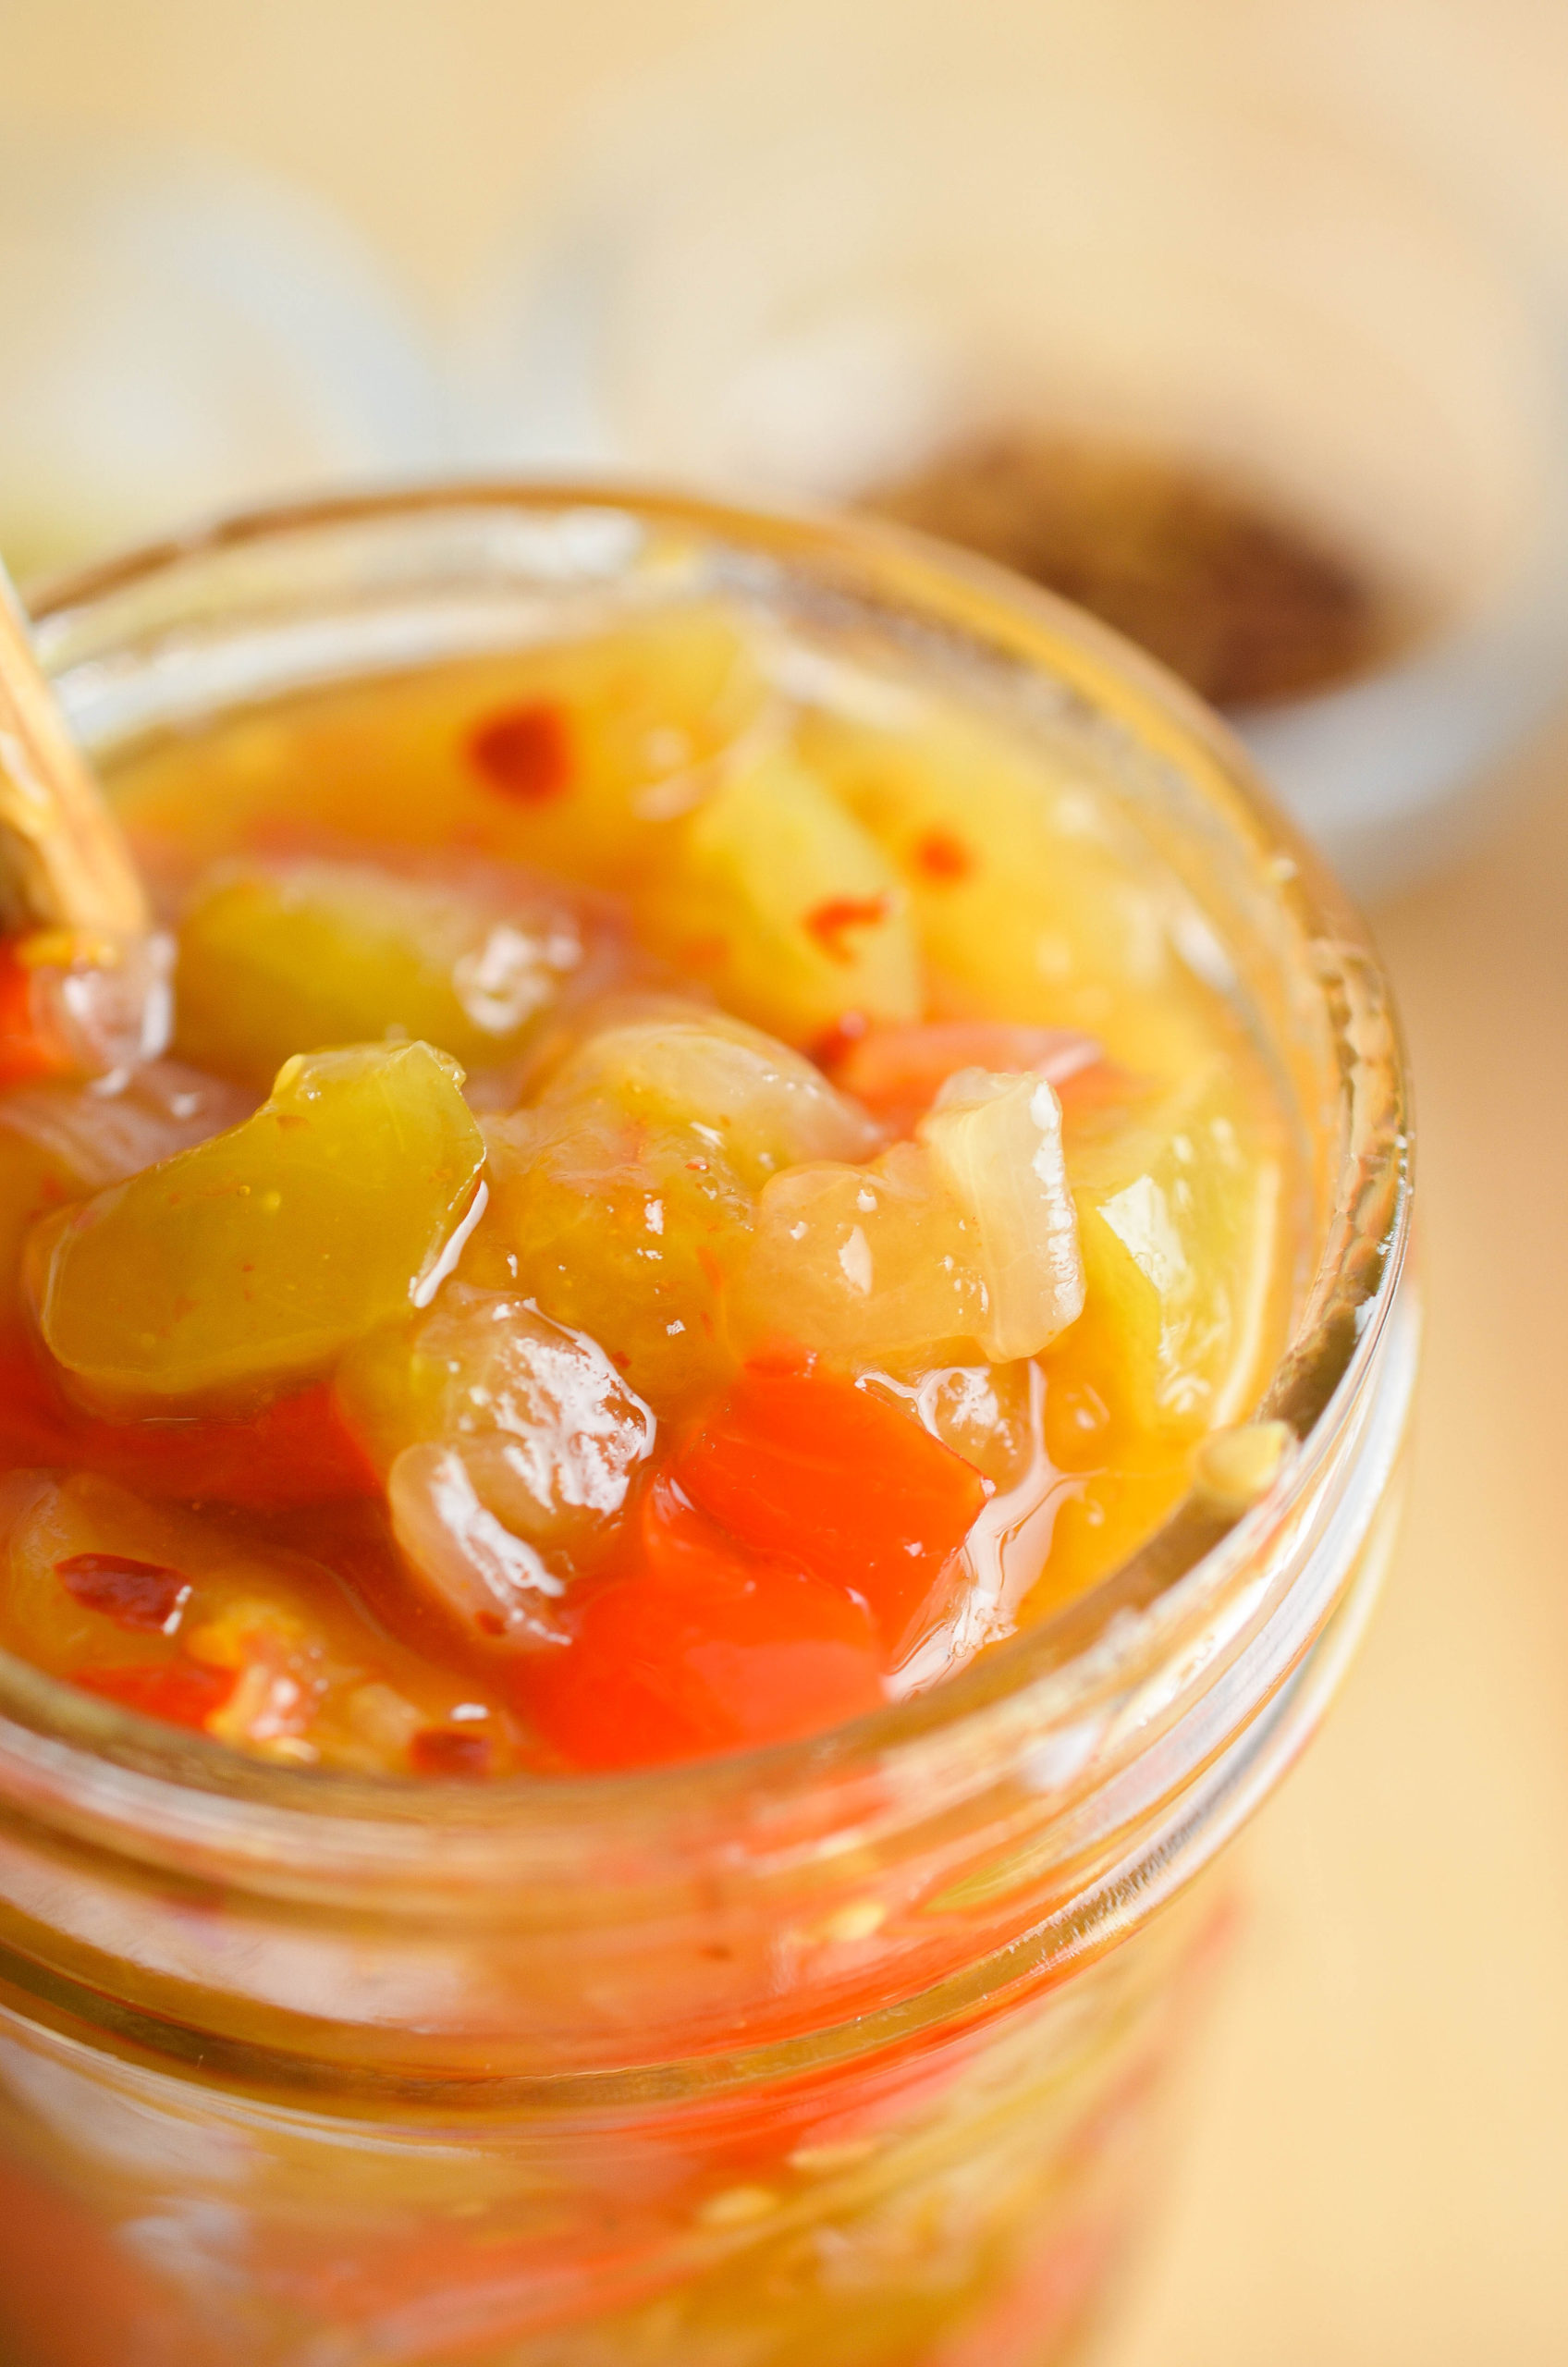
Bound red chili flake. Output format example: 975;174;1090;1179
467;703;573;803
410;1725;493;1779
914;829;973;882
55;1553;190;1636
804;894;892;964
75;1661;237;1731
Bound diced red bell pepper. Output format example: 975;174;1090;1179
826;1020;1104;1138
0;1337;380;1511
0;942;73;1089
671;1360;989;1656
527;1475;886;1771
75;1659;237;1729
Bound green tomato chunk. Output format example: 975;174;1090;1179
174;857;587;1090
29;1043;485;1405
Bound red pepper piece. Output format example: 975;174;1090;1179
75;1660;236;1730
467;703;573;803
827;1019;1105;1137
527;1476;886;1770
672;1361;989;1656
0;1339;379;1511
125;1383;386;1511
0;1340;76;1467
55;1552;189;1635
0;943;72;1089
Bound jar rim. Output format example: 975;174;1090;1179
0;479;1412;1863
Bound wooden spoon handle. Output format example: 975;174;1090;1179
0;567;149;944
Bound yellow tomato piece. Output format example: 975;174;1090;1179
28;1043;485;1406
640;749;922;1047
174;857;589;1090
1048;1061;1288;1446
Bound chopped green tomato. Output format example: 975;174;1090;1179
114;607;767;890
916;1070;1084;1360
459;606;767;886
534;1002;881;1186
798;706;1212;1077
173;855;591;1090
0;1062;251;1320
523;1473;888;1770
1052;1064;1287;1442
734;1141;985;1373
28;1043;485;1407
478;1104;753;1411
337;1286;655;1633
640;749;922;1046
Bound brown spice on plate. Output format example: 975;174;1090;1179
865;431;1405;710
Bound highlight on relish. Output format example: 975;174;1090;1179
0;596;1300;1777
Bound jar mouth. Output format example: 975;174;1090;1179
0;480;1412;1843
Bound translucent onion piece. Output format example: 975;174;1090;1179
537;1005;880;1184
736;1141;984;1371
339;1286;655;1553
917;1068;1084;1360
388;1441;569;1650
0;1058;252;1184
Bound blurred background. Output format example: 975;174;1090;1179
1;0;1565;2357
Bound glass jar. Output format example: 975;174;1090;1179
0;487;1414;2367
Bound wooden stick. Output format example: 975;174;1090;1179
0;561;149;944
